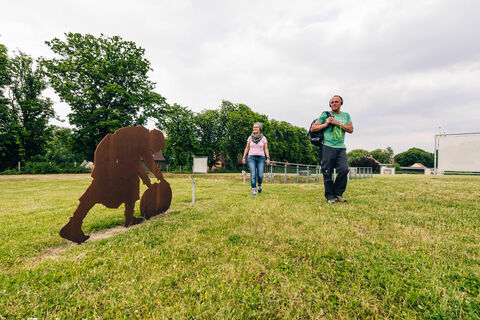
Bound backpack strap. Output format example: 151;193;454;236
323;111;334;131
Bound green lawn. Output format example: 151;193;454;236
1;174;479;319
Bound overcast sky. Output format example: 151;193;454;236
2;0;479;154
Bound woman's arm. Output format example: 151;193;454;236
264;143;270;166
242;140;250;164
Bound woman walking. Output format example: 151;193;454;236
242;122;270;196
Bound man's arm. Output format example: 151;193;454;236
310;116;332;132
329;119;354;134
341;122;354;134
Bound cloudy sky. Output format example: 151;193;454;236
2;0;479;154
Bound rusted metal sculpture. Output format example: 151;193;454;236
60;126;172;244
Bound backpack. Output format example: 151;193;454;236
308;111;332;146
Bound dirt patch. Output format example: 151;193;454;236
30;213;168;267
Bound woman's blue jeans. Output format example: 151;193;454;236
247;156;265;189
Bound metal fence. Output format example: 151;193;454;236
263;161;372;184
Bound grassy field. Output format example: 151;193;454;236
0;173;479;319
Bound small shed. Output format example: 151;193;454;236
152;150;166;170
141;151;166;172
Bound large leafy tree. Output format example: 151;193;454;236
346;149;370;166
42;126;82;165
0;43;18;171
8;51;55;162
162;104;198;171
394;147;434;168
351;157;381;173
267;121;317;165
219;100;268;169
42;33;167;160
195;109;224;169
370;148;391;164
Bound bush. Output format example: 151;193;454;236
0;162;92;175
388;162;402;172
0;168;19;175
24;162;60;174
210;167;241;173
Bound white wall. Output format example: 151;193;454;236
437;133;480;172
193;157;208;174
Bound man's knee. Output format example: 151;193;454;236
337;166;349;176
322;168;333;181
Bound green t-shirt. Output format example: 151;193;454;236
318;111;352;149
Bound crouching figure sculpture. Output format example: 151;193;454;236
60;126;172;244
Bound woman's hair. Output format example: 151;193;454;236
253;122;263;132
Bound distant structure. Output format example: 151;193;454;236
434;132;480;175
401;163;432;175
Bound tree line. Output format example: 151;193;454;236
0;33;433;173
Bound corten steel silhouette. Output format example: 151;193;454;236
60;126;172;244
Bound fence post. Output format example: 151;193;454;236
284;163;287;184
307;166;310;183
296;165;299;183
270;163;273;183
189;176;196;204
316;166;319;183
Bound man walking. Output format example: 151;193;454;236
310;95;354;203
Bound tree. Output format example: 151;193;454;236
351;157;380;173
394;147;434;168
162;104;198;171
42;126;82;165
385;147;394;162
42;33;167;160
195;109;224;169
370;148;390;164
0;43;19;171
346;149;370;166
8;51;55;163
219;101;267;169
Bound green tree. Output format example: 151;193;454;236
293;126;317;164
8;51;55;163
0;43;19;171
42;126;82;165
351;157;380;173
42;32;167;160
219;101;267;169
267;120;316;164
394;147;434;168
385;146;394;162
370;148;390;164
162;104;198;171
195;109;224;169
346;149;370;166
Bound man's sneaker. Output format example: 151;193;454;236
257;186;262;193
327;199;336;204
335;196;347;203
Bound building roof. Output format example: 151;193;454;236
410;163;427;168
153;150;166;161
